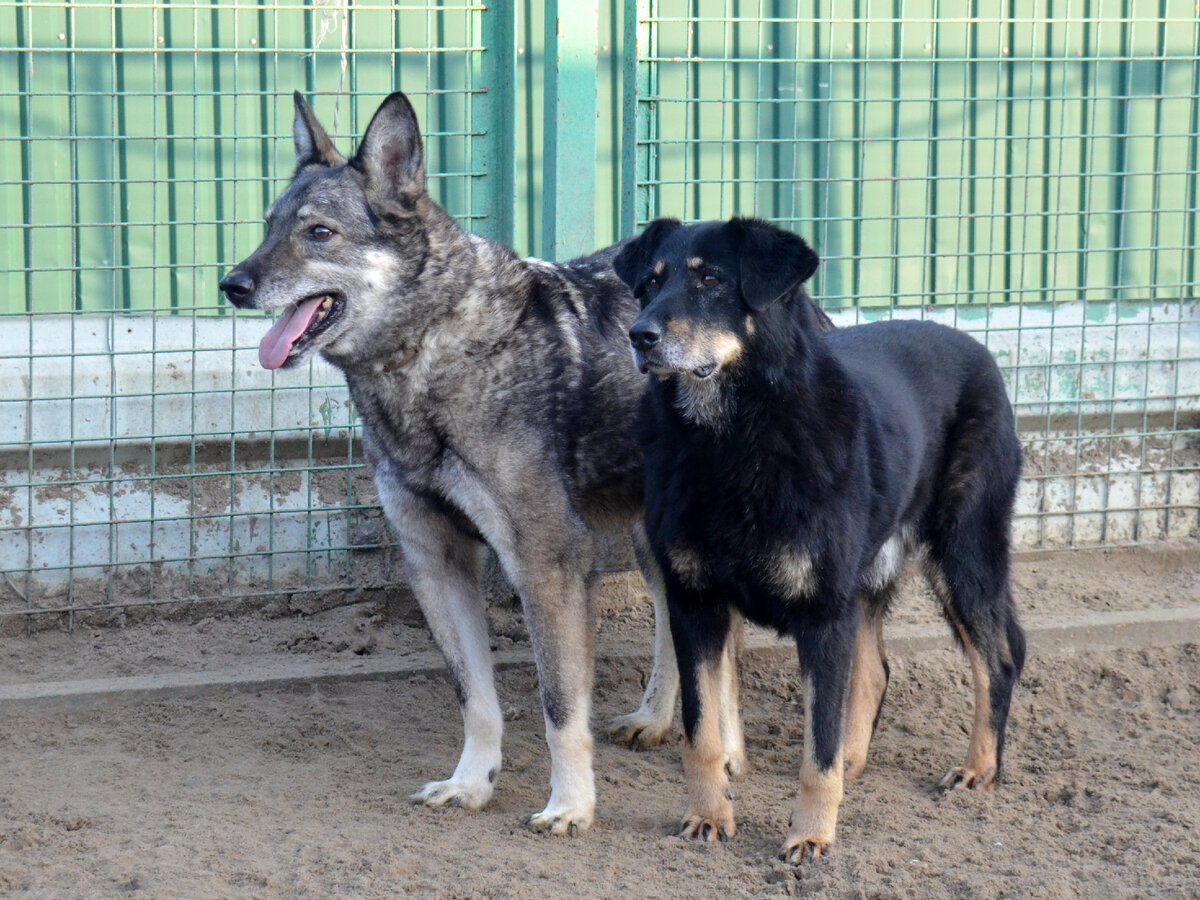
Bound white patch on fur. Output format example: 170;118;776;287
686;256;705;270
673;373;730;430
668;544;710;589
863;529;917;591
765;546;815;599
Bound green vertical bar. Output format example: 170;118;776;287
542;0;598;259
115;4;132;311
1040;0;1053;301
210;0;227;275
16;4;33;312
620;0;639;235
475;0;516;245
164;0;181;312
1002;6;1015;301
1187;12;1200;295
925;7;939;304
1110;0;1131;300
965;10;977;305
888;0;901;306
770;0;797;226
1076;3;1091;302
623;0;655;233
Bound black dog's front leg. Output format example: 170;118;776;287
668;585;736;842
781;607;857;863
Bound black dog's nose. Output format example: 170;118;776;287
629;322;662;352
219;270;255;307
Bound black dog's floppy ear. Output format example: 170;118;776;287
732;218;819;310
613;218;683;293
293;91;347;170
351;91;427;207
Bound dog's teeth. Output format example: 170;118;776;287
321;297;333;309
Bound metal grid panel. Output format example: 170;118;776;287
630;0;1199;549
0;1;494;630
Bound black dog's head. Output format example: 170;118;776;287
613;218;822;380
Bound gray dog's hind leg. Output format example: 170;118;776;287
606;523;680;749
377;478;504;812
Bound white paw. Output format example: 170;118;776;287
410;775;495;811
525;801;594;836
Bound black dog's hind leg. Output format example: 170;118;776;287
927;517;1026;792
781;608;857;863
843;591;893;781
670;587;737;842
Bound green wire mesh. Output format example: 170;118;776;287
0;1;1196;633
630;0;1199;552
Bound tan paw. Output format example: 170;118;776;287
940;765;997;792
779;834;833;865
679;810;736;843
606;710;672;749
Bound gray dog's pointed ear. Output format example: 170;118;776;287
732;218;819;310
293;91;346;169
351;92;426;208
613;218;683;294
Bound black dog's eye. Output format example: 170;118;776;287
645;274;662;292
700;273;720;287
309;225;334;242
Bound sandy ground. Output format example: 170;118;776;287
1;544;1198;898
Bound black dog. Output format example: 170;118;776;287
613;218;1026;863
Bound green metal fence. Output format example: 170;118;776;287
628;0;1200;551
0;1;516;630
0;1;1197;632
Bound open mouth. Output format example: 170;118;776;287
257;293;345;370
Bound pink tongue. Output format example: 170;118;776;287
258;297;326;369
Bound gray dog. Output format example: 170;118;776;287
220;91;748;834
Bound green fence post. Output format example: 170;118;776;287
621;0;654;234
476;1;517;245
542;0;598;260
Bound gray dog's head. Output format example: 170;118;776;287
220;91;431;370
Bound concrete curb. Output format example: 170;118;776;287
2;606;1198;712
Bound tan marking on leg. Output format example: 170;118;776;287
843;612;887;780
781;674;844;863
939;625;998;792
680;659;735;842
718;611;746;779
927;564;999;792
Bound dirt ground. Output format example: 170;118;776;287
1;544;1198;898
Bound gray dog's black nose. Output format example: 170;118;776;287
219;270;255;307
629;322;662;352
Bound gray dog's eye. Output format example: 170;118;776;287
309;224;334;242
